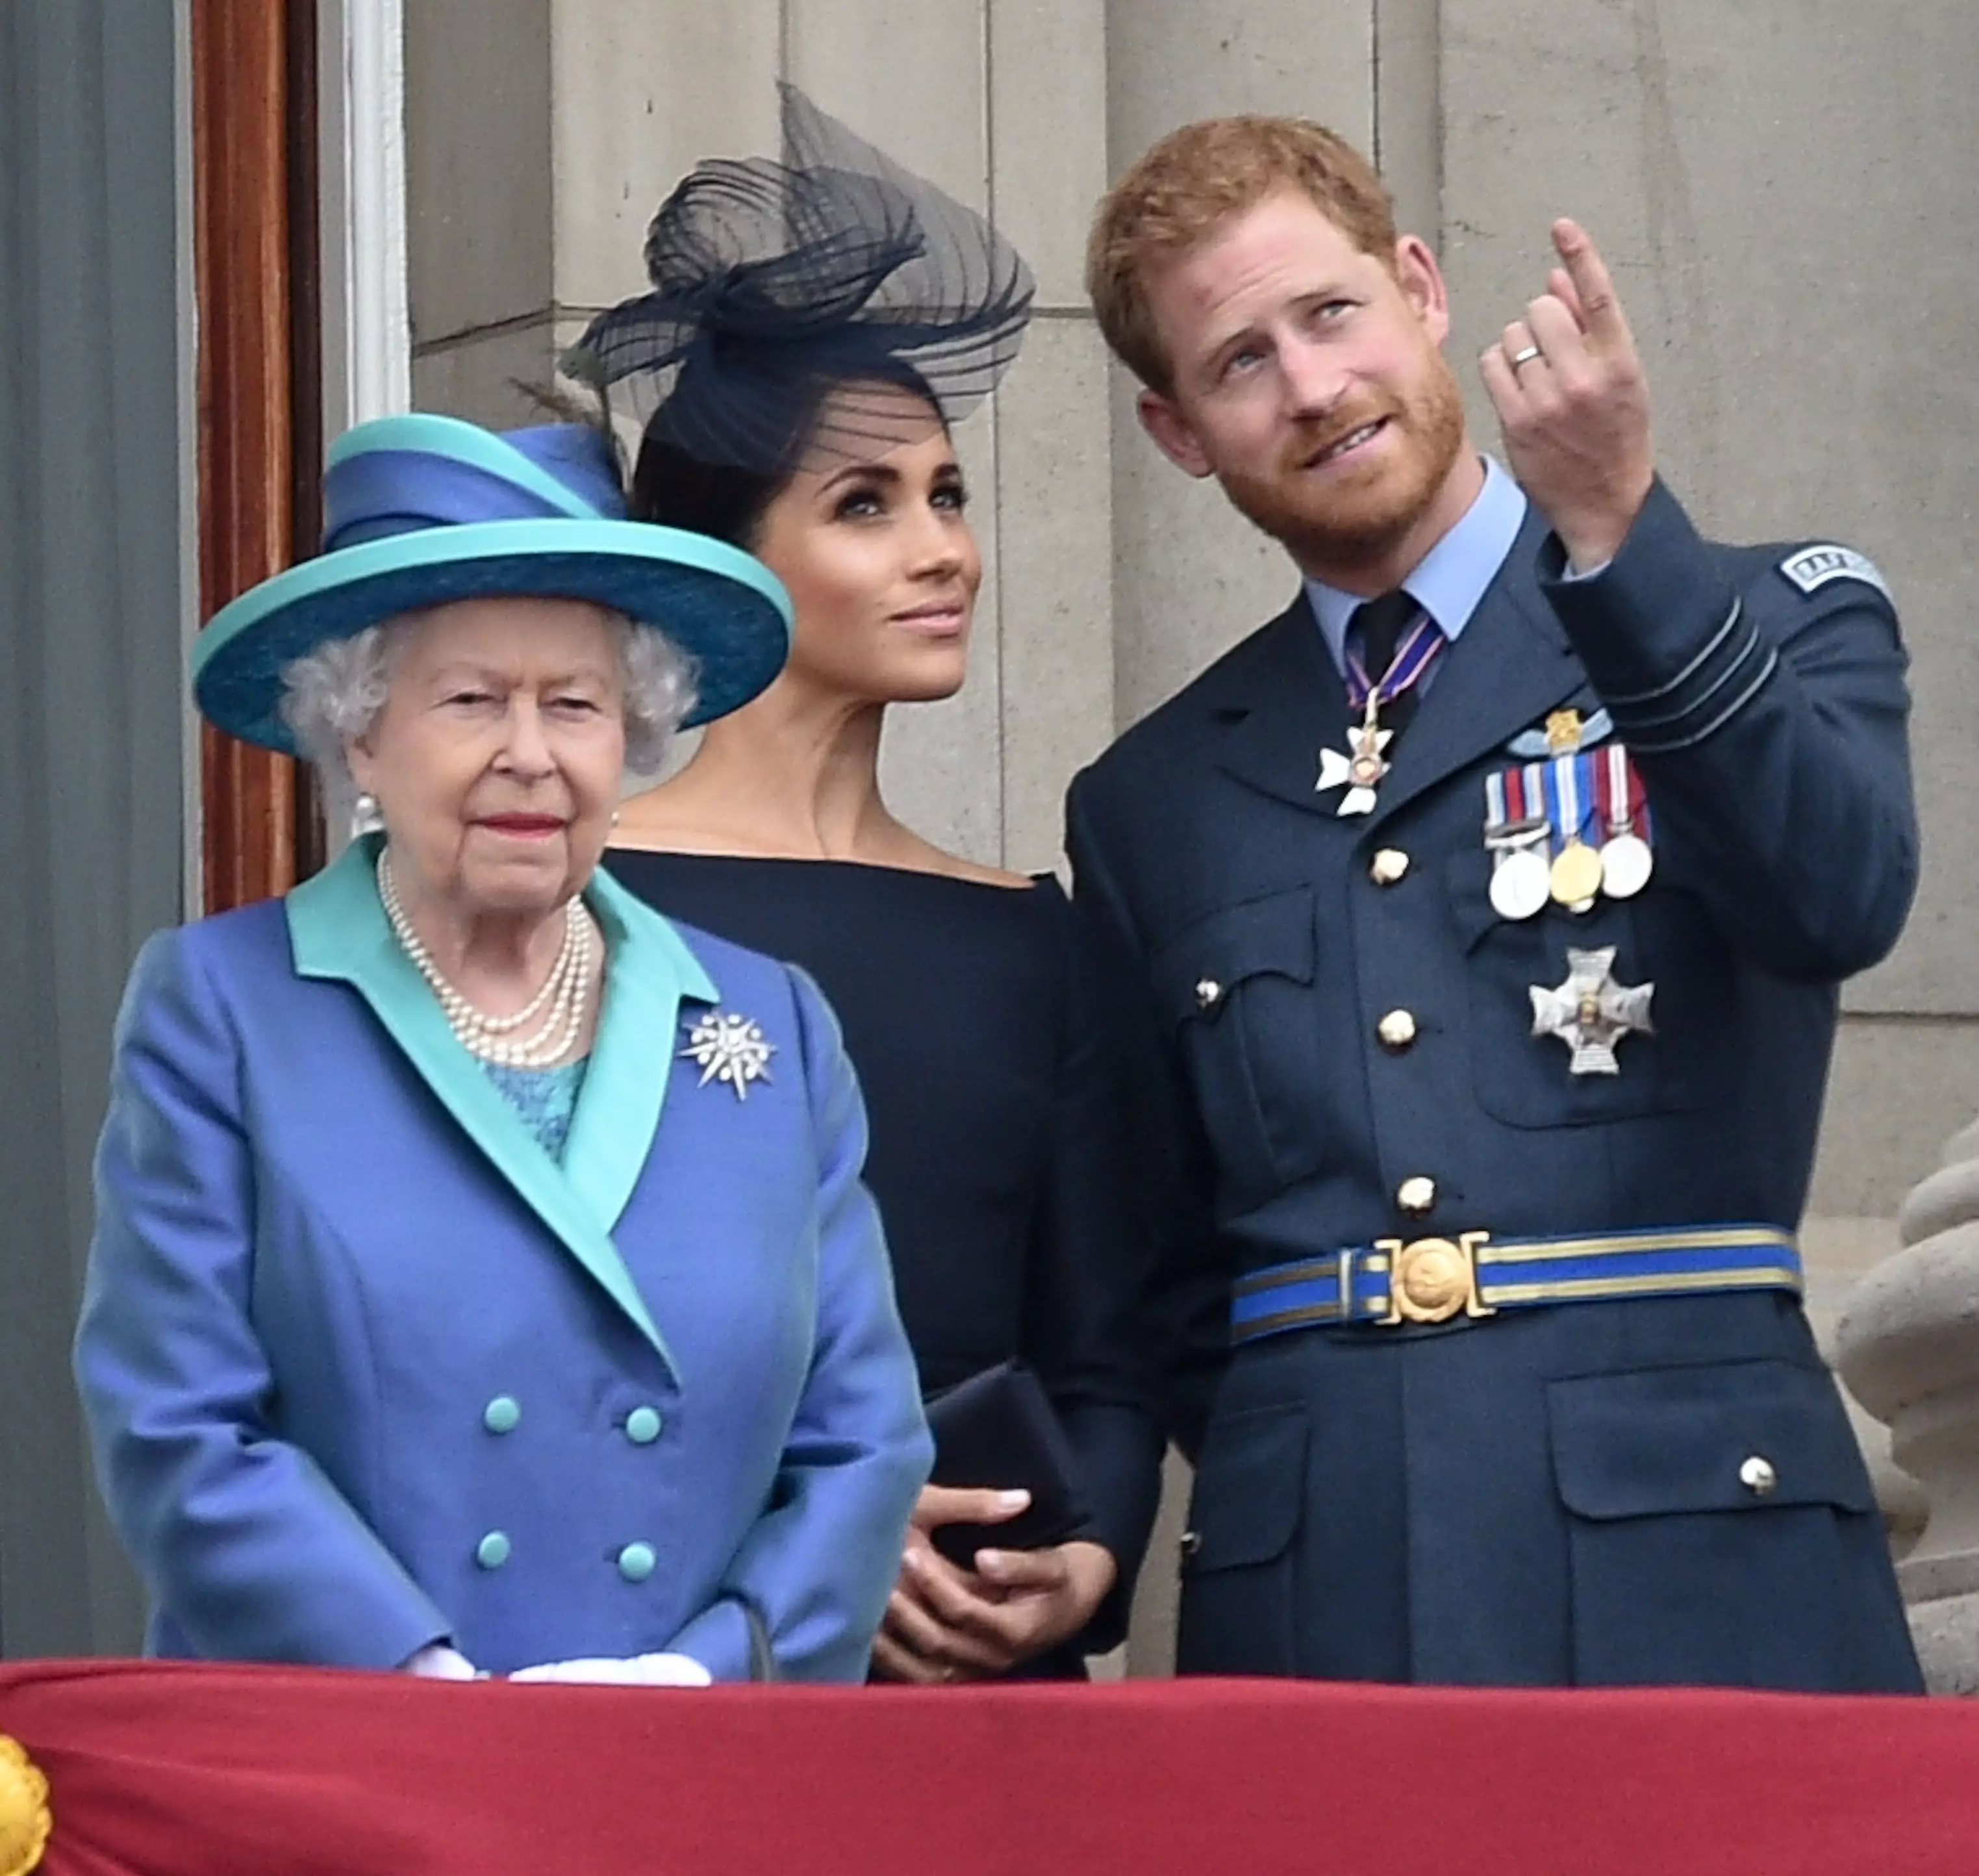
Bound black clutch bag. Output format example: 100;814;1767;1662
923;1360;1091;1570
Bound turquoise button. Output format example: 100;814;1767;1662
483;1395;522;1435
625;1406;662;1445
475;1530;512;1570
616;1541;656;1583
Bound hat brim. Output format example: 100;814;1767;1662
192;518;792;754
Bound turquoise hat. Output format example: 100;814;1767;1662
192;412;792;754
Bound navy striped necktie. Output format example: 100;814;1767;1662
1346;590;1432;736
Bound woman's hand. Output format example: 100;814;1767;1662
870;1484;1118;1684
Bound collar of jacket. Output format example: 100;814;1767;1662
284;833;720;1369
1208;504;1580;829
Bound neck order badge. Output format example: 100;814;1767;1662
1316;598;1443;817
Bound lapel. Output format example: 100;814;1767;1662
285;839;718;1368
1209;590;1355;815
1209;511;1582;825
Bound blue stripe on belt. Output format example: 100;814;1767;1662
1230;1224;1802;1344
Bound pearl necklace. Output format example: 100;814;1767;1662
377;854;594;1068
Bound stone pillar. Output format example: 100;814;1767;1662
1835;1118;1979;1695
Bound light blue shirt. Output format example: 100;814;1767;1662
1304;455;1528;679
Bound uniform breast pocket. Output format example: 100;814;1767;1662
1152;887;1324;1204
1446;848;1732;1130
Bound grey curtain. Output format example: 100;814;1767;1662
0;0;187;1655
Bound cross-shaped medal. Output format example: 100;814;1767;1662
1316;700;1394;817
1529;946;1654;1074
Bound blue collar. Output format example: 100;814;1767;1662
1304;456;1528;675
286;834;718;1368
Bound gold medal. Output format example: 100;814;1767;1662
1549;839;1604;907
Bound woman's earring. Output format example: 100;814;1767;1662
353;792;383;834
610;807;622;828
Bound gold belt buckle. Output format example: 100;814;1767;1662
1376;1231;1495;1326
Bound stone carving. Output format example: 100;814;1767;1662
1835;1117;1979;1695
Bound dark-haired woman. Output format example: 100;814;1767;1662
575;91;1164;1682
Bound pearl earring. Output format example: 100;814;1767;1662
610;807;622;828
353;792;383;834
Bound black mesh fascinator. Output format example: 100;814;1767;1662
564;85;1035;476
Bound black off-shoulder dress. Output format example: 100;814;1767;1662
604;850;1165;1673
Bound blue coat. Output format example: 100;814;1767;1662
1068;481;1923;1690
74;839;932;1680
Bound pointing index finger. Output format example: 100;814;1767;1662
1551;218;1632;351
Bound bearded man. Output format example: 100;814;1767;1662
1066;114;1922;1690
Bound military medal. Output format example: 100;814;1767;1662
1596;741;1654;899
1484;768;1551;920
1315;605;1444;817
1530;946;1655;1074
1550;841;1604;907
1491;843;1551;921
1546;752;1602;911
1315;700;1394;816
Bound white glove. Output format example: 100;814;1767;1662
401;1643;479;1680
508;1652;712;1686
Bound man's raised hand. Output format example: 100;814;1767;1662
1479;219;1655;572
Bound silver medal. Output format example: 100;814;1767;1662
1490;846;1552;921
1599;832;1654;899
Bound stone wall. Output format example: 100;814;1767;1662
403;0;1979;1669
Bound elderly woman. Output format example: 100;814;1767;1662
73;411;931;1684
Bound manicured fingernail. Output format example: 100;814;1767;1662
901;1548;923;1573
977;1550;1011;1578
996;1490;1030;1512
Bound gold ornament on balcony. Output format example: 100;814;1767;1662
0;1736;51;1876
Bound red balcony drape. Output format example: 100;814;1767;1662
1;1658;1974;1876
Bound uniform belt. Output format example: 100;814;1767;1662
1229;1224;1802;1345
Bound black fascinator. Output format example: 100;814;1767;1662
565;85;1035;476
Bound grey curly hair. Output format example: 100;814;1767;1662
278;607;698;825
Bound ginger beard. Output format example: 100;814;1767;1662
1212;348;1467;576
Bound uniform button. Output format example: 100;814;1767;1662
616;1541;657;1583
1396;1176;1437;1216
482;1395;521;1435
1194;978;1224;1011
1369;848;1411;886
475;1530;512;1570
1376;1009;1418;1051
1178;1530;1202;1561
625;1406;663;1446
1739;1455;1778;1497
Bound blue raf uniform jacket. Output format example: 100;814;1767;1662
1068;478;1924;1691
74;839;932;1680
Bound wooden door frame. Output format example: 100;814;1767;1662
192;0;324;913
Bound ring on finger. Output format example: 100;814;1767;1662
1507;344;1544;370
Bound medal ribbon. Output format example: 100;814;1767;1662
1551;752;1596;848
1598;742;1652;839
1524;761;1552;853
1344;613;1446;712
